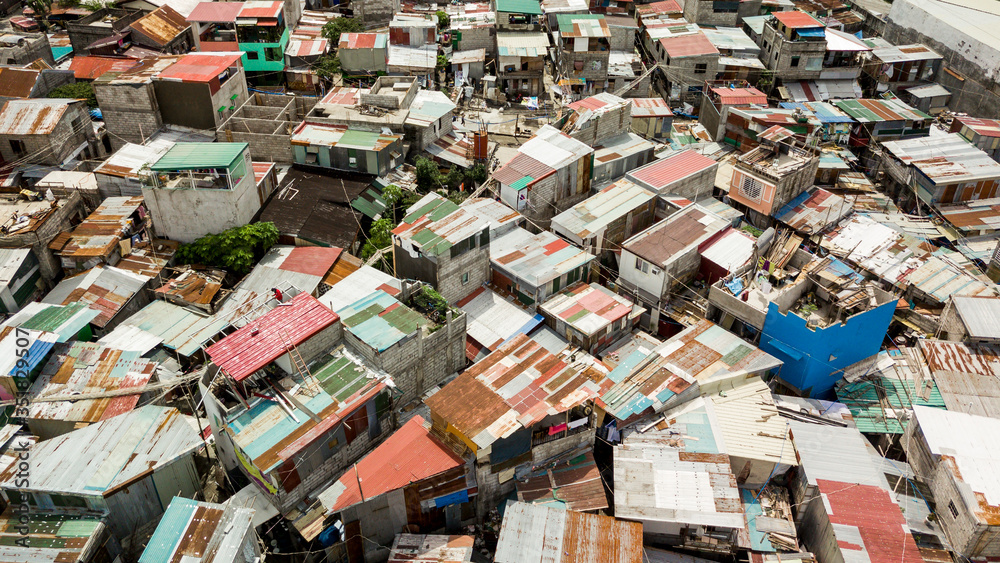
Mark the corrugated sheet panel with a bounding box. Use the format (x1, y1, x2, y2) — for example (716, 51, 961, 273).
(495, 502, 643, 563)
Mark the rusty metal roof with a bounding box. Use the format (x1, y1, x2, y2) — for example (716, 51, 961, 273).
(817, 479, 926, 563)
(495, 502, 643, 563)
(630, 97, 673, 118)
(0, 405, 202, 495)
(0, 67, 40, 98)
(238, 1, 283, 19)
(207, 292, 338, 381)
(69, 55, 141, 80)
(22, 340, 156, 424)
(392, 193, 491, 257)
(115, 239, 178, 278)
(51, 196, 145, 259)
(515, 449, 608, 511)
(916, 339, 1000, 419)
(775, 186, 852, 235)
(318, 416, 467, 512)
(0, 98, 78, 135)
(140, 497, 256, 563)
(387, 535, 474, 563)
(425, 333, 613, 450)
(622, 203, 728, 267)
(659, 32, 720, 58)
(130, 4, 189, 46)
(42, 265, 150, 328)
(157, 52, 242, 82)
(540, 282, 639, 337)
(0, 506, 108, 563)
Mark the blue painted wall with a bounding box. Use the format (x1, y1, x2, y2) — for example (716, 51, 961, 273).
(759, 299, 895, 398)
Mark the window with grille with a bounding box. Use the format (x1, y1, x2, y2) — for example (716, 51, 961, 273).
(738, 175, 764, 202)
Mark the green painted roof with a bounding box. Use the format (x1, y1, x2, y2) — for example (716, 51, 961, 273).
(555, 13, 604, 25)
(509, 176, 533, 190)
(150, 142, 248, 171)
(351, 187, 388, 219)
(496, 0, 543, 15)
(836, 376, 946, 434)
(338, 129, 384, 149)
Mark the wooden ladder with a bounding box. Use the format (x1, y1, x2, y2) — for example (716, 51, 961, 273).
(279, 329, 312, 381)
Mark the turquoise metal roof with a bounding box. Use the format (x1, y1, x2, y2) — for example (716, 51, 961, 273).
(496, 0, 542, 15)
(139, 497, 199, 563)
(150, 142, 248, 171)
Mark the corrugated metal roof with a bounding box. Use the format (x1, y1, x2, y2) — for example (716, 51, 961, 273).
(952, 296, 1000, 340)
(627, 150, 717, 192)
(0, 506, 107, 563)
(700, 228, 755, 273)
(622, 204, 727, 267)
(635, 0, 682, 15)
(773, 10, 824, 28)
(659, 32, 719, 58)
(339, 32, 386, 49)
(834, 351, 945, 434)
(496, 31, 549, 57)
(287, 38, 328, 57)
(630, 97, 673, 118)
(818, 479, 926, 563)
(493, 152, 554, 188)
(614, 407, 744, 530)
(882, 133, 1000, 185)
(0, 98, 77, 135)
(515, 449, 608, 511)
(157, 52, 242, 82)
(42, 265, 150, 328)
(0, 248, 30, 286)
(911, 405, 1000, 523)
(0, 405, 202, 495)
(151, 142, 247, 170)
(291, 121, 402, 151)
(555, 14, 611, 38)
(318, 416, 466, 512)
(387, 534, 474, 563)
(207, 292, 338, 381)
(953, 116, 1000, 138)
(140, 496, 256, 563)
(0, 67, 40, 98)
(495, 502, 643, 563)
(496, 0, 543, 14)
(1, 302, 99, 342)
(788, 420, 891, 489)
(337, 289, 430, 352)
(405, 90, 457, 128)
(130, 5, 189, 46)
(51, 196, 145, 259)
(319, 264, 401, 314)
(871, 44, 941, 64)
(540, 282, 638, 337)
(775, 186, 852, 235)
(833, 98, 929, 124)
(456, 287, 542, 354)
(392, 193, 491, 257)
(238, 0, 283, 19)
(710, 86, 767, 106)
(917, 339, 1000, 419)
(491, 227, 595, 289)
(69, 56, 141, 80)
(425, 333, 612, 450)
(552, 179, 654, 240)
(95, 139, 175, 179)
(186, 0, 243, 22)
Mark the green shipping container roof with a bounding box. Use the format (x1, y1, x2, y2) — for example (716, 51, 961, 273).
(496, 0, 543, 15)
(150, 142, 248, 171)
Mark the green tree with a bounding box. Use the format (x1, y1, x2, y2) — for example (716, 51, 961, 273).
(176, 222, 279, 275)
(414, 157, 442, 193)
(436, 54, 449, 71)
(315, 54, 341, 82)
(435, 10, 449, 30)
(382, 184, 402, 207)
(463, 163, 488, 186)
(47, 82, 97, 108)
(443, 167, 464, 191)
(321, 17, 364, 45)
(25, 0, 52, 19)
(361, 217, 394, 271)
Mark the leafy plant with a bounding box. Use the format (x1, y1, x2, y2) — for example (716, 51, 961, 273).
(435, 10, 449, 30)
(464, 163, 488, 186)
(361, 217, 394, 271)
(48, 82, 97, 108)
(436, 54, 449, 71)
(176, 222, 279, 275)
(382, 184, 402, 207)
(415, 156, 442, 193)
(315, 54, 341, 81)
(321, 17, 364, 44)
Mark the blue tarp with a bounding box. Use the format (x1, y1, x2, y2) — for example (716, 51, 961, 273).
(796, 29, 826, 37)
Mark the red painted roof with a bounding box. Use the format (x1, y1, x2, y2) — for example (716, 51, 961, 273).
(69, 56, 140, 80)
(238, 1, 283, 19)
(493, 152, 554, 186)
(187, 1, 243, 22)
(339, 32, 379, 49)
(157, 52, 242, 82)
(568, 96, 609, 112)
(252, 161, 274, 184)
(659, 33, 719, 58)
(817, 480, 926, 563)
(327, 416, 465, 511)
(206, 293, 339, 381)
(773, 10, 824, 29)
(711, 86, 767, 106)
(628, 150, 717, 190)
(280, 246, 341, 277)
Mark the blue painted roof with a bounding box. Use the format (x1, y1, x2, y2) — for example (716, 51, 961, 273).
(338, 290, 428, 352)
(779, 102, 854, 124)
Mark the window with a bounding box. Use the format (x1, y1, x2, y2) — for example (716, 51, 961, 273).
(790, 56, 800, 67)
(8, 140, 25, 155)
(948, 501, 959, 519)
(265, 47, 282, 61)
(246, 51, 259, 60)
(348, 148, 358, 168)
(635, 257, 650, 274)
(462, 272, 470, 284)
(738, 175, 764, 203)
(694, 63, 707, 74)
